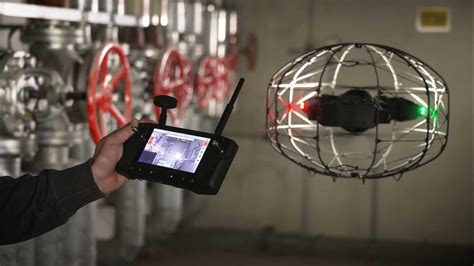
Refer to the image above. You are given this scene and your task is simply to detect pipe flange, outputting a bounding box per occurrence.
[36,129,73,147]
[0,138,21,156]
[21,21,86,49]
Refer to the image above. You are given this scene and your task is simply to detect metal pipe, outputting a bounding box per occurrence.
[77,201,97,266]
[0,139,35,266]
[35,228,66,266]
[32,145,70,266]
[69,125,97,266]
[148,185,183,239]
[32,147,90,266]
[28,113,79,266]
[115,181,147,260]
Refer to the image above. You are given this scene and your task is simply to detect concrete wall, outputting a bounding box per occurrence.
[193,0,473,246]
[472,0,474,245]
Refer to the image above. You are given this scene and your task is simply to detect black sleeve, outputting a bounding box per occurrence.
[0,160,104,245]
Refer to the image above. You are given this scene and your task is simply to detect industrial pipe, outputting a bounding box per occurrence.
[0,139,35,266]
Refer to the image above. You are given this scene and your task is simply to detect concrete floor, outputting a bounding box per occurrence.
[127,227,471,266]
[133,249,425,266]
[132,230,430,266]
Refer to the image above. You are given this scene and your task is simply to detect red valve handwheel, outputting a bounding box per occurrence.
[224,32,257,71]
[196,56,229,109]
[153,48,193,126]
[225,33,240,71]
[87,43,132,144]
[246,33,258,71]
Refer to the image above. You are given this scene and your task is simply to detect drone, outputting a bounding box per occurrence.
[266,43,449,180]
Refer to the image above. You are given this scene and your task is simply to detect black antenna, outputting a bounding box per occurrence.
[214,78,245,136]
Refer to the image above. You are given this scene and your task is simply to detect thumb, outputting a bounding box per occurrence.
[107,119,138,145]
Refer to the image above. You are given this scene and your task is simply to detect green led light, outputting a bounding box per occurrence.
[418,106,428,117]
[417,105,440,120]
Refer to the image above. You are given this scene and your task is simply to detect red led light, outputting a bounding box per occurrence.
[299,102,305,110]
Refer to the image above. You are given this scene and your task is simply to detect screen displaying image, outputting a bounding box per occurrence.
[138,128,211,173]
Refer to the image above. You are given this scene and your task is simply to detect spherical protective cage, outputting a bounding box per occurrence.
[87,43,132,144]
[153,48,193,126]
[266,43,449,180]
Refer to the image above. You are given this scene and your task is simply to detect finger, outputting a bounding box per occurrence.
[92,140,104,158]
[117,173,128,184]
[107,119,138,144]
[130,118,140,129]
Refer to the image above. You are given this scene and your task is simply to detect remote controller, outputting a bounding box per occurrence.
[115,78,245,194]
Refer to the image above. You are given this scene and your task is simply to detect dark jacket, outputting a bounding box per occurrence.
[0,160,104,245]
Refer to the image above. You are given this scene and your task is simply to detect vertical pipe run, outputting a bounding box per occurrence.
[142,0,151,27]
[115,181,147,260]
[35,228,66,266]
[33,145,70,266]
[217,9,226,43]
[0,140,35,266]
[193,1,203,35]
[0,240,35,266]
[69,125,97,266]
[77,201,97,266]
[160,0,169,26]
[150,0,161,25]
[228,11,237,36]
[208,10,218,56]
[216,9,227,57]
[176,1,186,33]
[149,185,183,236]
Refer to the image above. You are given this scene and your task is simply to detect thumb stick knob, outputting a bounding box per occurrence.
[154,95,177,125]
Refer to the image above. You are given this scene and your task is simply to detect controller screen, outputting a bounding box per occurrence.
[138,128,211,173]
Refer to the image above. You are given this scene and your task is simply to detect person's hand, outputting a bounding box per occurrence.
[91,119,152,195]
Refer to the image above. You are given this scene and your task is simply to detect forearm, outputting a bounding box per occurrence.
[0,160,104,245]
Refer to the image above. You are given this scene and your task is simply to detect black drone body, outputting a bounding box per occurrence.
[303,89,428,134]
